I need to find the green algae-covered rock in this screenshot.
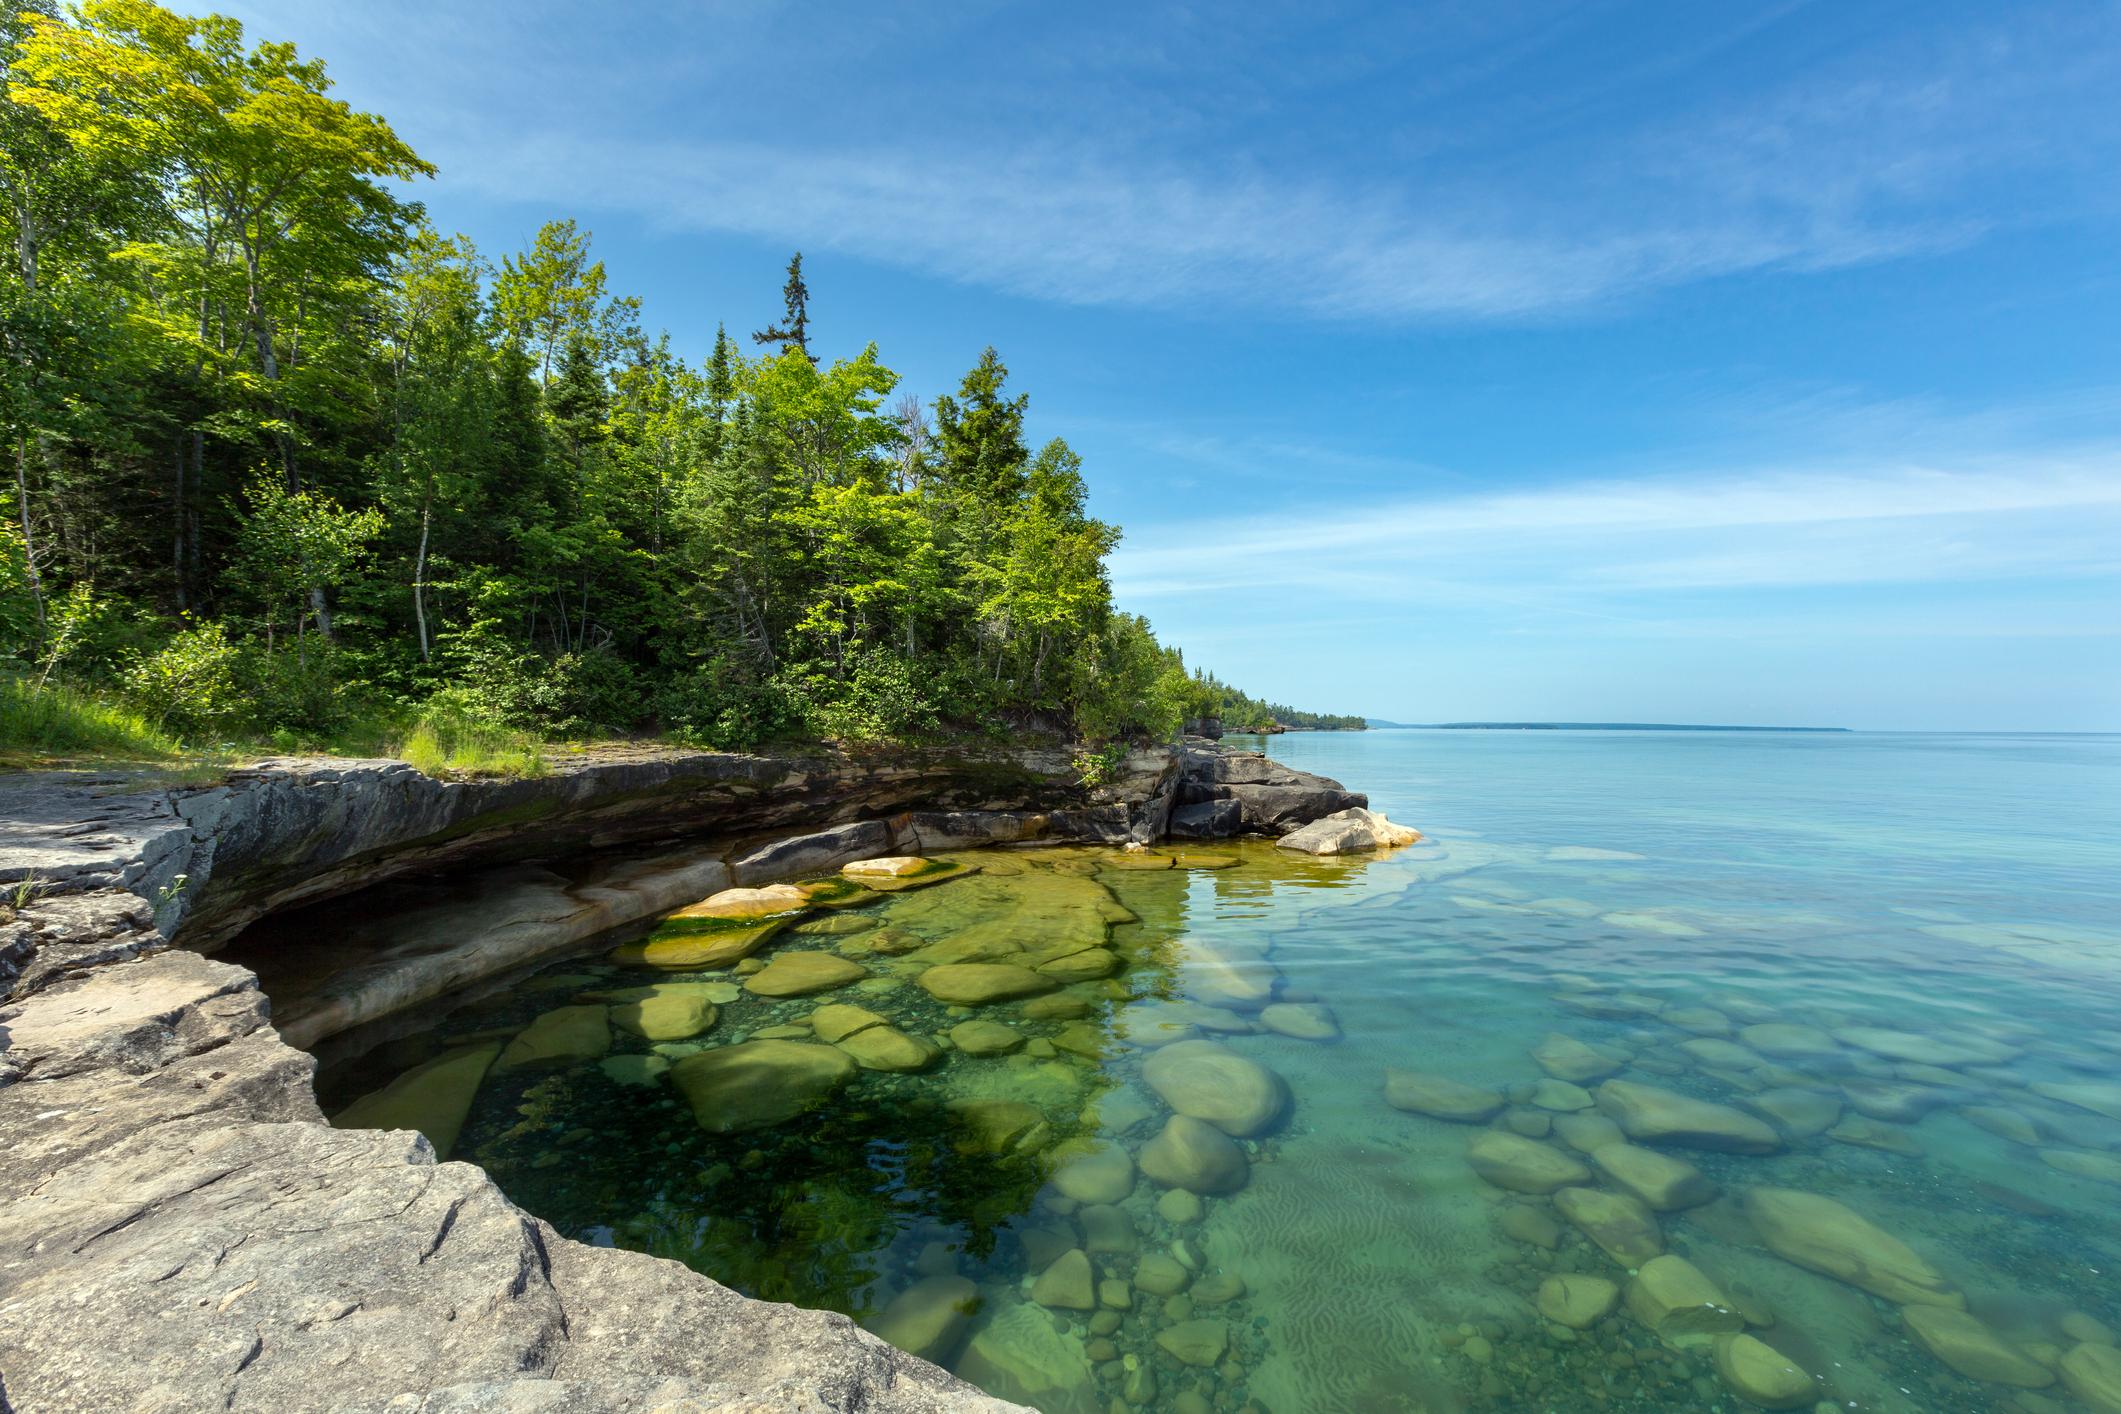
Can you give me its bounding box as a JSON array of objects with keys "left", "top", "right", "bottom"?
[
  {"left": 608, "top": 986, "right": 718, "bottom": 1042},
  {"left": 331, "top": 1041, "right": 500, "bottom": 1160},
  {"left": 919, "top": 963, "right": 1059, "bottom": 1005},
  {"left": 1537, "top": 1273, "right": 1619, "bottom": 1330},
  {"left": 1030, "top": 1248, "right": 1097, "bottom": 1310},
  {"left": 743, "top": 951, "right": 868, "bottom": 997},
  {"left": 949, "top": 1019, "right": 1024, "bottom": 1056},
  {"left": 836, "top": 1024, "right": 941, "bottom": 1072},
  {"left": 610, "top": 915, "right": 790, "bottom": 969},
  {"left": 1591, "top": 1143, "right": 1718, "bottom": 1211},
  {"left": 670, "top": 1039, "right": 856, "bottom": 1133},
  {"left": 1048, "top": 1138, "right": 1135, "bottom": 1204},
  {"left": 1624, "top": 1255, "right": 1743, "bottom": 1346}
]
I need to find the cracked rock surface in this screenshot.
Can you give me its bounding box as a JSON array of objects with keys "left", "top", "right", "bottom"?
[{"left": 0, "top": 946, "right": 1019, "bottom": 1412}]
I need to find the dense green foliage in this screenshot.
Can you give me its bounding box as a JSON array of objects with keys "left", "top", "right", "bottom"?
[
  {"left": 1189, "top": 673, "right": 1366, "bottom": 732},
  {"left": 0, "top": 0, "right": 1351, "bottom": 761}
]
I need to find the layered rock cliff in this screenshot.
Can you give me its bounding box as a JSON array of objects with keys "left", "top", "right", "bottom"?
[{"left": 0, "top": 738, "right": 1361, "bottom": 1412}]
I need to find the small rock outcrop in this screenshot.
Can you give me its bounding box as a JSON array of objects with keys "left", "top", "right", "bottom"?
[{"left": 1166, "top": 738, "right": 1366, "bottom": 838}]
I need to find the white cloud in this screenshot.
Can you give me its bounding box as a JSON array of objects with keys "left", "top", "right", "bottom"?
[{"left": 1107, "top": 455, "right": 2121, "bottom": 602}]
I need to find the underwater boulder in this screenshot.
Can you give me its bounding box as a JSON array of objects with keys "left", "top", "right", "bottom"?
[
  {"left": 669, "top": 1039, "right": 856, "bottom": 1133},
  {"left": 1142, "top": 1039, "right": 1289, "bottom": 1136},
  {"left": 330, "top": 1041, "right": 501, "bottom": 1160}
]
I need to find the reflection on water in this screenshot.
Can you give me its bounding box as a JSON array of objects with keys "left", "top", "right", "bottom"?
[{"left": 321, "top": 731, "right": 2121, "bottom": 1413}]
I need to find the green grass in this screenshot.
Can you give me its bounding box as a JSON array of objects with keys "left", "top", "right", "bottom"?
[
  {"left": 0, "top": 675, "right": 182, "bottom": 765},
  {"left": 396, "top": 715, "right": 547, "bottom": 779}
]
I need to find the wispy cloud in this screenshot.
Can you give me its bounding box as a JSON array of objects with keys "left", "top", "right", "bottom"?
[{"left": 1108, "top": 454, "right": 2121, "bottom": 602}]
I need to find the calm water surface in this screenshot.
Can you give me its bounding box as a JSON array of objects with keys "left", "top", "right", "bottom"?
[{"left": 322, "top": 730, "right": 2121, "bottom": 1413}]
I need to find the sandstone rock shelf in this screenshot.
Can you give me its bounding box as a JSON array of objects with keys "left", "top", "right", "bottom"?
[{"left": 0, "top": 737, "right": 1368, "bottom": 1412}]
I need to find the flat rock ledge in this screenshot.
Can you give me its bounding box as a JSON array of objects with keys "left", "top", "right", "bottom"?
[
  {"left": 0, "top": 740, "right": 1364, "bottom": 1411},
  {"left": 0, "top": 946, "right": 1019, "bottom": 1412}
]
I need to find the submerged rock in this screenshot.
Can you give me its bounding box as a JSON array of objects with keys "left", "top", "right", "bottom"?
[
  {"left": 1155, "top": 1319, "right": 1229, "bottom": 1367},
  {"left": 2061, "top": 1342, "right": 2121, "bottom": 1413},
  {"left": 1742, "top": 1088, "right": 1842, "bottom": 1138},
  {"left": 1591, "top": 1143, "right": 1719, "bottom": 1211},
  {"left": 1594, "top": 1080, "right": 1782, "bottom": 1153},
  {"left": 331, "top": 1042, "right": 501, "bottom": 1160},
  {"left": 670, "top": 1040, "right": 857, "bottom": 1133},
  {"left": 1533, "top": 1032, "right": 1626, "bottom": 1083},
  {"left": 614, "top": 916, "right": 791, "bottom": 969},
  {"left": 1049, "top": 1139, "right": 1136, "bottom": 1205},
  {"left": 949, "top": 1019, "right": 1024, "bottom": 1056},
  {"left": 867, "top": 1275, "right": 980, "bottom": 1364},
  {"left": 1624, "top": 1255, "right": 1744, "bottom": 1346},
  {"left": 597, "top": 1053, "right": 669, "bottom": 1087},
  {"left": 1181, "top": 939, "right": 1280, "bottom": 1011},
  {"left": 1736, "top": 1023, "right": 1844, "bottom": 1064},
  {"left": 496, "top": 1004, "right": 611, "bottom": 1071},
  {"left": 1901, "top": 1304, "right": 2054, "bottom": 1388},
  {"left": 1139, "top": 1114, "right": 1250, "bottom": 1194},
  {"left": 1259, "top": 1001, "right": 1340, "bottom": 1041},
  {"left": 954, "top": 1298, "right": 1096, "bottom": 1409},
  {"left": 836, "top": 1025, "right": 941, "bottom": 1072},
  {"left": 1031, "top": 1249, "right": 1098, "bottom": 1310},
  {"left": 608, "top": 986, "right": 719, "bottom": 1042},
  {"left": 1553, "top": 1112, "right": 1626, "bottom": 1154},
  {"left": 2032, "top": 1080, "right": 2121, "bottom": 1121},
  {"left": 1142, "top": 1040, "right": 1289, "bottom": 1136},
  {"left": 1553, "top": 1186, "right": 1663, "bottom": 1267},
  {"left": 2041, "top": 1148, "right": 2121, "bottom": 1184},
  {"left": 1537, "top": 1274, "right": 1619, "bottom": 1329},
  {"left": 948, "top": 1098, "right": 1048, "bottom": 1155},
  {"left": 808, "top": 1002, "right": 888, "bottom": 1044},
  {"left": 919, "top": 963, "right": 1059, "bottom": 1005},
  {"left": 1384, "top": 1069, "right": 1506, "bottom": 1123},
  {"left": 1833, "top": 1026, "right": 2017, "bottom": 1067},
  {"left": 1743, "top": 1188, "right": 1961, "bottom": 1308},
  {"left": 743, "top": 951, "right": 868, "bottom": 997},
  {"left": 1466, "top": 1131, "right": 1593, "bottom": 1194},
  {"left": 1712, "top": 1332, "right": 1817, "bottom": 1410}
]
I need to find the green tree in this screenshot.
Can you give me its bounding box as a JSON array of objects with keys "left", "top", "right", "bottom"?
[{"left": 751, "top": 251, "right": 812, "bottom": 363}]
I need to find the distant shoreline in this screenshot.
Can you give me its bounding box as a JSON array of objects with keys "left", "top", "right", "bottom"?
[{"left": 1364, "top": 720, "right": 1851, "bottom": 733}]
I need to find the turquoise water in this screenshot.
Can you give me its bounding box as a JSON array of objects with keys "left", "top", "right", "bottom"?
[{"left": 323, "top": 729, "right": 2121, "bottom": 1413}]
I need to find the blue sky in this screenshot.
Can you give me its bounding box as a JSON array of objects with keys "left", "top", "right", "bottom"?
[{"left": 231, "top": 0, "right": 2121, "bottom": 729}]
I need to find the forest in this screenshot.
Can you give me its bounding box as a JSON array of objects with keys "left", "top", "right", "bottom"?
[{"left": 0, "top": 0, "right": 1355, "bottom": 769}]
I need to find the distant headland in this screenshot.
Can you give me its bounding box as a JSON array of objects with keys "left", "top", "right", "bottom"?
[{"left": 1366, "top": 720, "right": 1852, "bottom": 733}]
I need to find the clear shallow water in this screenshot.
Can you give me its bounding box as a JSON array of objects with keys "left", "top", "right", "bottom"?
[{"left": 322, "top": 729, "right": 2121, "bottom": 1413}]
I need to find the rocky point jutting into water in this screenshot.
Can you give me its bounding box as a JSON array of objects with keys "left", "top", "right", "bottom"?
[{"left": 0, "top": 737, "right": 1381, "bottom": 1412}]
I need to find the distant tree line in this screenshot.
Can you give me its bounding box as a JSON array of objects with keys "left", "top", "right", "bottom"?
[
  {"left": 1189, "top": 673, "right": 1366, "bottom": 732},
  {"left": 0, "top": 0, "right": 1352, "bottom": 757}
]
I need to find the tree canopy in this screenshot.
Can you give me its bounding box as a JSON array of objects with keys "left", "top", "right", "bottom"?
[{"left": 0, "top": 0, "right": 1353, "bottom": 757}]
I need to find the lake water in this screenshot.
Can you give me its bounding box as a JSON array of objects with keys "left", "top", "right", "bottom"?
[{"left": 320, "top": 729, "right": 2121, "bottom": 1413}]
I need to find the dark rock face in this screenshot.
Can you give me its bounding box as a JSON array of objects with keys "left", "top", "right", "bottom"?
[{"left": 1170, "top": 738, "right": 1366, "bottom": 838}]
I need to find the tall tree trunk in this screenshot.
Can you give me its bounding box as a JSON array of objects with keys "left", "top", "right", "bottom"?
[
  {"left": 172, "top": 441, "right": 187, "bottom": 612},
  {"left": 14, "top": 436, "right": 46, "bottom": 655},
  {"left": 412, "top": 497, "right": 432, "bottom": 662}
]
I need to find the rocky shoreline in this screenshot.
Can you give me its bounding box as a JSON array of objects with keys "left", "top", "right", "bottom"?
[{"left": 0, "top": 737, "right": 1368, "bottom": 1412}]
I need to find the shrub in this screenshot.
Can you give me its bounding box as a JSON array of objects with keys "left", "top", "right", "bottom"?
[
  {"left": 811, "top": 650, "right": 942, "bottom": 744},
  {"left": 121, "top": 623, "right": 243, "bottom": 737},
  {"left": 654, "top": 664, "right": 812, "bottom": 751}
]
